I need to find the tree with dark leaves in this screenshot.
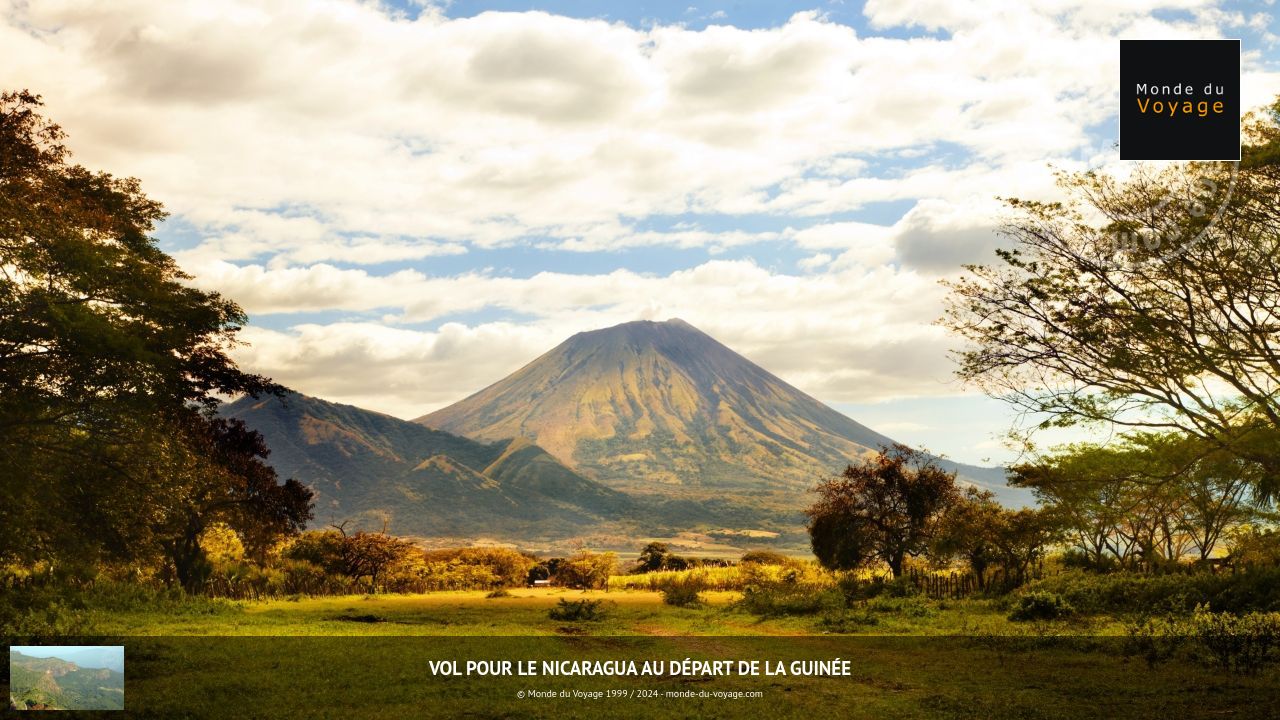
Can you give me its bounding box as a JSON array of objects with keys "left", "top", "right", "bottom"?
[
  {"left": 807, "top": 445, "right": 959, "bottom": 578},
  {"left": 0, "top": 91, "right": 311, "bottom": 578}
]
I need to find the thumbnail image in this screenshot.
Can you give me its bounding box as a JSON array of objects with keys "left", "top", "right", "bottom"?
[{"left": 9, "top": 646, "right": 124, "bottom": 711}]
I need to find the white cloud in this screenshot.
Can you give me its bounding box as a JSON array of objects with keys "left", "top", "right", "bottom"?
[
  {"left": 5, "top": 0, "right": 1278, "bottom": 424},
  {"left": 212, "top": 257, "right": 952, "bottom": 417},
  {"left": 797, "top": 252, "right": 833, "bottom": 271},
  {"left": 5, "top": 0, "right": 1270, "bottom": 261}
]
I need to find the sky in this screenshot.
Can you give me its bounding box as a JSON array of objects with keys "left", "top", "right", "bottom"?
[
  {"left": 4, "top": 0, "right": 1280, "bottom": 465},
  {"left": 11, "top": 646, "right": 125, "bottom": 672}
]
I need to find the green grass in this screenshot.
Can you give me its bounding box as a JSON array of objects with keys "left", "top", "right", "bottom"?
[
  {"left": 92, "top": 634, "right": 1280, "bottom": 719},
  {"left": 15, "top": 588, "right": 1280, "bottom": 718},
  {"left": 77, "top": 587, "right": 1123, "bottom": 637}
]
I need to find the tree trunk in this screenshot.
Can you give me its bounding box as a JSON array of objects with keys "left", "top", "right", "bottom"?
[
  {"left": 888, "top": 552, "right": 905, "bottom": 578},
  {"left": 170, "top": 519, "right": 207, "bottom": 592},
  {"left": 971, "top": 559, "right": 988, "bottom": 590}
]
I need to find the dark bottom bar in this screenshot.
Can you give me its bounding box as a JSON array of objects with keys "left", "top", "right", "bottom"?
[{"left": 5, "top": 636, "right": 1280, "bottom": 719}]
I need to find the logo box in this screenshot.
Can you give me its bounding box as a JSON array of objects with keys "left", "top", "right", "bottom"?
[{"left": 1120, "top": 39, "right": 1240, "bottom": 161}]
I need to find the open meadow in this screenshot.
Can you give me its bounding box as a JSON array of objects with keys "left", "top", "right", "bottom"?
[
  {"left": 81, "top": 586, "right": 1107, "bottom": 637},
  {"left": 15, "top": 586, "right": 1272, "bottom": 719}
]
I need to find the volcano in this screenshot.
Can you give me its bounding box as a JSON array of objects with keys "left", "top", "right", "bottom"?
[{"left": 416, "top": 319, "right": 1020, "bottom": 508}]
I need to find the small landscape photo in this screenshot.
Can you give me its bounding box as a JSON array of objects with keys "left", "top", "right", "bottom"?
[{"left": 9, "top": 646, "right": 124, "bottom": 711}]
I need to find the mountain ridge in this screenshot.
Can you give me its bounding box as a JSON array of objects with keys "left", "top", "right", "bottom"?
[
  {"left": 222, "top": 392, "right": 634, "bottom": 539},
  {"left": 9, "top": 651, "right": 124, "bottom": 711},
  {"left": 416, "top": 318, "right": 1023, "bottom": 505}
]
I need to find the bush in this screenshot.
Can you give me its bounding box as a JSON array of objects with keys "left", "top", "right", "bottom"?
[
  {"left": 738, "top": 584, "right": 843, "bottom": 616},
  {"left": 835, "top": 573, "right": 876, "bottom": 604},
  {"left": 1228, "top": 526, "right": 1280, "bottom": 568},
  {"left": 1123, "top": 606, "right": 1280, "bottom": 675},
  {"left": 1058, "top": 549, "right": 1118, "bottom": 573},
  {"left": 548, "top": 599, "right": 608, "bottom": 622},
  {"left": 1189, "top": 605, "right": 1280, "bottom": 675},
  {"left": 818, "top": 608, "right": 879, "bottom": 632},
  {"left": 867, "top": 595, "right": 934, "bottom": 618},
  {"left": 556, "top": 552, "right": 617, "bottom": 590},
  {"left": 658, "top": 573, "right": 708, "bottom": 607},
  {"left": 1123, "top": 614, "right": 1187, "bottom": 668},
  {"left": 0, "top": 587, "right": 90, "bottom": 636},
  {"left": 740, "top": 551, "right": 793, "bottom": 566},
  {"left": 422, "top": 548, "right": 538, "bottom": 589},
  {"left": 882, "top": 575, "right": 921, "bottom": 598},
  {"left": 1009, "top": 591, "right": 1074, "bottom": 621},
  {"left": 485, "top": 588, "right": 512, "bottom": 599},
  {"left": 1021, "top": 568, "right": 1280, "bottom": 615}
]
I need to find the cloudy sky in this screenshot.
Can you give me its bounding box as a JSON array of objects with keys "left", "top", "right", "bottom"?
[{"left": 4, "top": 0, "right": 1280, "bottom": 464}]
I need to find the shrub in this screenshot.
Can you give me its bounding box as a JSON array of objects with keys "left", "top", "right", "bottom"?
[
  {"left": 1189, "top": 605, "right": 1280, "bottom": 675},
  {"left": 818, "top": 608, "right": 879, "bottom": 632},
  {"left": 658, "top": 573, "right": 708, "bottom": 607},
  {"left": 1228, "top": 526, "right": 1280, "bottom": 568},
  {"left": 1058, "top": 549, "right": 1118, "bottom": 573},
  {"left": 485, "top": 588, "right": 512, "bottom": 599},
  {"left": 882, "top": 576, "right": 921, "bottom": 598},
  {"left": 556, "top": 552, "right": 617, "bottom": 590},
  {"left": 1009, "top": 591, "right": 1074, "bottom": 621},
  {"left": 1123, "top": 614, "right": 1188, "bottom": 668},
  {"left": 738, "top": 585, "right": 843, "bottom": 616},
  {"left": 835, "top": 573, "right": 876, "bottom": 604},
  {"left": 548, "top": 599, "right": 608, "bottom": 622},
  {"left": 609, "top": 566, "right": 744, "bottom": 592},
  {"left": 425, "top": 548, "right": 538, "bottom": 588},
  {"left": 740, "top": 551, "right": 793, "bottom": 566},
  {"left": 1020, "top": 568, "right": 1280, "bottom": 615},
  {"left": 0, "top": 590, "right": 90, "bottom": 636},
  {"left": 867, "top": 595, "right": 935, "bottom": 618}
]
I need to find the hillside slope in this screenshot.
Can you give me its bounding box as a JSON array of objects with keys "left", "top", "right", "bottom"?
[
  {"left": 417, "top": 319, "right": 1025, "bottom": 506},
  {"left": 9, "top": 651, "right": 123, "bottom": 711},
  {"left": 223, "top": 393, "right": 634, "bottom": 539}
]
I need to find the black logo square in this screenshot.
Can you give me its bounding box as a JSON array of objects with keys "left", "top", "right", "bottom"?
[{"left": 1120, "top": 39, "right": 1240, "bottom": 161}]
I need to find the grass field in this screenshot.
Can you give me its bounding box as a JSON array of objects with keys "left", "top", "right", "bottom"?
[
  {"left": 9, "top": 588, "right": 1279, "bottom": 718},
  {"left": 80, "top": 587, "right": 1122, "bottom": 637}
]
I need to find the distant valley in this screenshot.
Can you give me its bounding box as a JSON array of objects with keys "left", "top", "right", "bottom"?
[{"left": 9, "top": 650, "right": 124, "bottom": 711}]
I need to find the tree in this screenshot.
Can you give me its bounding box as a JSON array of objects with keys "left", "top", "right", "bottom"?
[
  {"left": 339, "top": 531, "right": 412, "bottom": 589},
  {"left": 557, "top": 551, "right": 617, "bottom": 589},
  {"left": 635, "top": 542, "right": 674, "bottom": 573},
  {"left": 199, "top": 522, "right": 246, "bottom": 565},
  {"left": 990, "top": 508, "right": 1054, "bottom": 586},
  {"left": 1011, "top": 433, "right": 1263, "bottom": 569},
  {"left": 932, "top": 487, "right": 1004, "bottom": 589},
  {"left": 1130, "top": 432, "right": 1261, "bottom": 561},
  {"left": 942, "top": 99, "right": 1280, "bottom": 497},
  {"left": 933, "top": 487, "right": 1054, "bottom": 588},
  {"left": 806, "top": 445, "right": 959, "bottom": 578},
  {"left": 1013, "top": 441, "right": 1162, "bottom": 569},
  {"left": 159, "top": 417, "right": 313, "bottom": 589},
  {"left": 0, "top": 90, "right": 312, "bottom": 573}
]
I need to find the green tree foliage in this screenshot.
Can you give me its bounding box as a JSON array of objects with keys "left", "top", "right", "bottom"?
[
  {"left": 806, "top": 445, "right": 959, "bottom": 577},
  {"left": 1228, "top": 526, "right": 1280, "bottom": 567},
  {"left": 283, "top": 528, "right": 410, "bottom": 588},
  {"left": 629, "top": 542, "right": 714, "bottom": 573},
  {"left": 199, "top": 522, "right": 246, "bottom": 565},
  {"left": 992, "top": 507, "right": 1055, "bottom": 586},
  {"left": 0, "top": 91, "right": 312, "bottom": 581},
  {"left": 280, "top": 532, "right": 537, "bottom": 593},
  {"left": 739, "top": 550, "right": 793, "bottom": 566},
  {"left": 1012, "top": 433, "right": 1263, "bottom": 569},
  {"left": 635, "top": 542, "right": 674, "bottom": 572},
  {"left": 556, "top": 551, "right": 617, "bottom": 589},
  {"left": 942, "top": 99, "right": 1280, "bottom": 495},
  {"left": 932, "top": 488, "right": 1004, "bottom": 588},
  {"left": 933, "top": 488, "right": 1054, "bottom": 589}
]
